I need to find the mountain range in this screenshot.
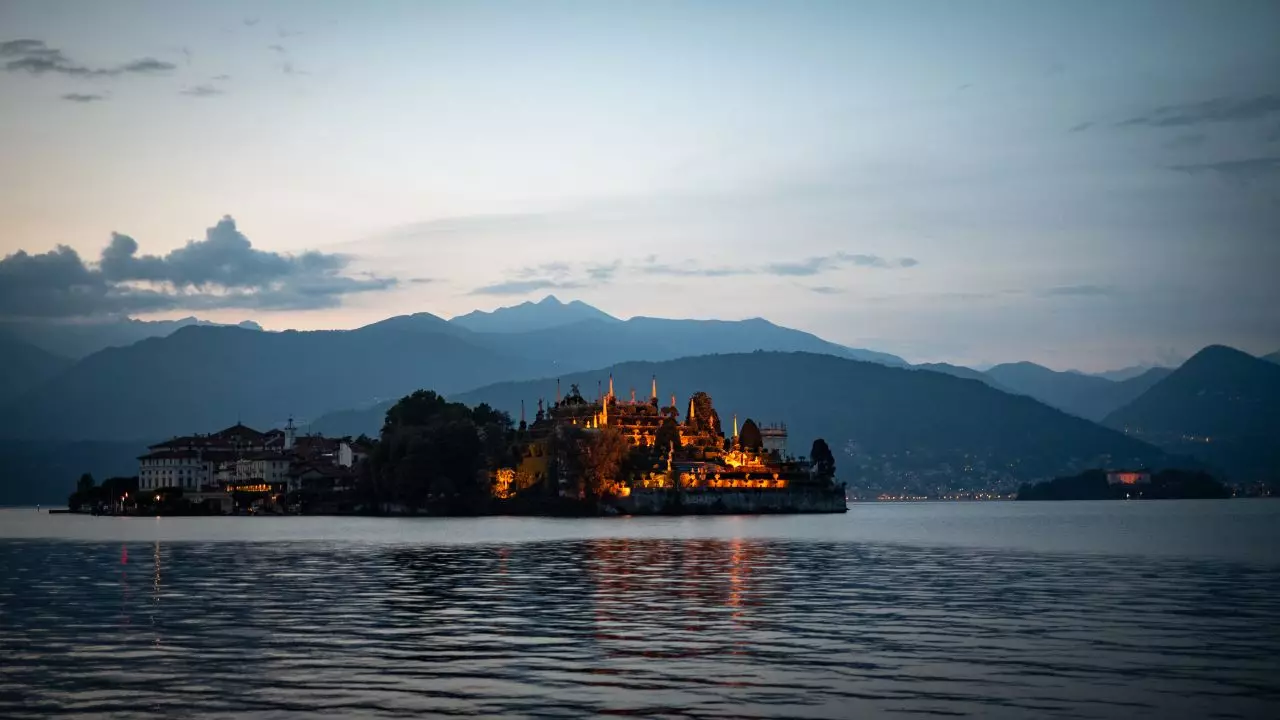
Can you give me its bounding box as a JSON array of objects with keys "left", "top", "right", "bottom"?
[
  {"left": 983, "top": 362, "right": 1173, "bottom": 421},
  {"left": 1103, "top": 345, "right": 1280, "bottom": 483},
  {"left": 312, "top": 351, "right": 1180, "bottom": 488},
  {"left": 1, "top": 296, "right": 1274, "bottom": 501},
  {"left": 450, "top": 295, "right": 620, "bottom": 333},
  {"left": 0, "top": 321, "right": 545, "bottom": 442},
  {"left": 0, "top": 298, "right": 908, "bottom": 442},
  {"left": 0, "top": 333, "right": 73, "bottom": 405},
  {"left": 1086, "top": 364, "right": 1171, "bottom": 382},
  {"left": 446, "top": 296, "right": 907, "bottom": 368},
  {"left": 0, "top": 316, "right": 262, "bottom": 359}
]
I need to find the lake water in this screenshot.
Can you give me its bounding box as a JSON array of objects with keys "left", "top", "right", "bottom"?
[{"left": 1, "top": 501, "right": 1278, "bottom": 719}]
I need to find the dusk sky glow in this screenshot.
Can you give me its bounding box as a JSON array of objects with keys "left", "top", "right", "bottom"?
[{"left": 2, "top": 0, "right": 1278, "bottom": 371}]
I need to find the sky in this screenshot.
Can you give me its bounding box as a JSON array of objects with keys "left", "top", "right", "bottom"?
[{"left": 1, "top": 0, "right": 1278, "bottom": 371}]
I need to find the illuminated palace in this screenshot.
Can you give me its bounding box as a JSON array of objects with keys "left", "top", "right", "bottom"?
[{"left": 501, "top": 375, "right": 846, "bottom": 514}]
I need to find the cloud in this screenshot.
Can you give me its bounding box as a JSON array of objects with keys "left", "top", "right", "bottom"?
[
  {"left": 120, "top": 58, "right": 173, "bottom": 73},
  {"left": 268, "top": 44, "right": 286, "bottom": 54},
  {"left": 637, "top": 261, "right": 746, "bottom": 277},
  {"left": 1068, "top": 121, "right": 1094, "bottom": 133},
  {"left": 180, "top": 84, "right": 223, "bottom": 98},
  {"left": 808, "top": 286, "right": 842, "bottom": 295},
  {"left": 211, "top": 74, "right": 231, "bottom": 81},
  {"left": 244, "top": 17, "right": 260, "bottom": 27},
  {"left": 61, "top": 92, "right": 106, "bottom": 103},
  {"left": 764, "top": 256, "right": 840, "bottom": 276},
  {"left": 763, "top": 252, "right": 917, "bottom": 275},
  {"left": 1119, "top": 93, "right": 1280, "bottom": 128},
  {"left": 1163, "top": 133, "right": 1207, "bottom": 150},
  {"left": 1, "top": 38, "right": 175, "bottom": 78},
  {"left": 1039, "top": 284, "right": 1117, "bottom": 298},
  {"left": 1169, "top": 156, "right": 1280, "bottom": 185},
  {"left": 407, "top": 277, "right": 436, "bottom": 285},
  {"left": 514, "top": 261, "right": 572, "bottom": 280},
  {"left": 471, "top": 251, "right": 920, "bottom": 295},
  {"left": 0, "top": 216, "right": 395, "bottom": 320},
  {"left": 470, "top": 279, "right": 585, "bottom": 296},
  {"left": 585, "top": 261, "right": 620, "bottom": 282},
  {"left": 0, "top": 39, "right": 47, "bottom": 55}
]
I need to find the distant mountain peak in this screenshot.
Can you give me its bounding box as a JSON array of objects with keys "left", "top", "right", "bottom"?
[
  {"left": 1102, "top": 344, "right": 1279, "bottom": 482},
  {"left": 450, "top": 297, "right": 619, "bottom": 334},
  {"left": 1087, "top": 363, "right": 1172, "bottom": 382},
  {"left": 1182, "top": 344, "right": 1261, "bottom": 370}
]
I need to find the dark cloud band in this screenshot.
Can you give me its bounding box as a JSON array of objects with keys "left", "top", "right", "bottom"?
[
  {"left": 1119, "top": 93, "right": 1280, "bottom": 129},
  {"left": 471, "top": 252, "right": 919, "bottom": 295},
  {"left": 1, "top": 39, "right": 175, "bottom": 78},
  {"left": 0, "top": 216, "right": 395, "bottom": 320}
]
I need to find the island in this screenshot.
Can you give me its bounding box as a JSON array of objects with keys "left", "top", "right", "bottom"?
[
  {"left": 67, "top": 378, "right": 847, "bottom": 517},
  {"left": 1016, "top": 468, "right": 1231, "bottom": 501}
]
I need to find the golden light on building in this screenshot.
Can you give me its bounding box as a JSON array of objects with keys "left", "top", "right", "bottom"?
[{"left": 493, "top": 468, "right": 516, "bottom": 499}]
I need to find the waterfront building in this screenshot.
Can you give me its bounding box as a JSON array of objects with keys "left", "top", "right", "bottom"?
[
  {"left": 137, "top": 418, "right": 369, "bottom": 511},
  {"left": 760, "top": 423, "right": 788, "bottom": 456},
  {"left": 138, "top": 422, "right": 272, "bottom": 492},
  {"left": 518, "top": 377, "right": 835, "bottom": 510},
  {"left": 1106, "top": 469, "right": 1151, "bottom": 485}
]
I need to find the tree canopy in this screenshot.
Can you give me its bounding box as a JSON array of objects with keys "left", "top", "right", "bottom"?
[
  {"left": 739, "top": 418, "right": 763, "bottom": 451},
  {"left": 368, "top": 390, "right": 515, "bottom": 512},
  {"left": 581, "top": 426, "right": 630, "bottom": 499},
  {"left": 687, "top": 391, "right": 723, "bottom": 439},
  {"left": 655, "top": 416, "right": 681, "bottom": 453},
  {"left": 810, "top": 438, "right": 835, "bottom": 479}
]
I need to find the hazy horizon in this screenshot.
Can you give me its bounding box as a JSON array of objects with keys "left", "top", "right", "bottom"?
[{"left": 3, "top": 0, "right": 1278, "bottom": 371}]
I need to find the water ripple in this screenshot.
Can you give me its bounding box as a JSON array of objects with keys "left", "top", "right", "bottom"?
[{"left": 2, "top": 537, "right": 1279, "bottom": 719}]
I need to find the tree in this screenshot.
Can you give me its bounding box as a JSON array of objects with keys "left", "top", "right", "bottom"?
[
  {"left": 739, "top": 419, "right": 763, "bottom": 452},
  {"left": 471, "top": 402, "right": 510, "bottom": 429},
  {"left": 100, "top": 476, "right": 138, "bottom": 503},
  {"left": 654, "top": 417, "right": 681, "bottom": 454},
  {"left": 76, "top": 473, "right": 95, "bottom": 494},
  {"left": 564, "top": 383, "right": 587, "bottom": 405},
  {"left": 582, "top": 427, "right": 630, "bottom": 499},
  {"left": 370, "top": 390, "right": 512, "bottom": 512},
  {"left": 810, "top": 438, "right": 836, "bottom": 479},
  {"left": 382, "top": 390, "right": 455, "bottom": 435},
  {"left": 687, "top": 391, "right": 723, "bottom": 439}
]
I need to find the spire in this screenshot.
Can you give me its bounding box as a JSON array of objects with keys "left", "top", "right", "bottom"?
[
  {"left": 630, "top": 388, "right": 636, "bottom": 403},
  {"left": 521, "top": 399, "right": 526, "bottom": 425},
  {"left": 688, "top": 397, "right": 695, "bottom": 420},
  {"left": 671, "top": 393, "right": 676, "bottom": 411},
  {"left": 652, "top": 375, "right": 657, "bottom": 401},
  {"left": 733, "top": 413, "right": 738, "bottom": 439},
  {"left": 556, "top": 378, "right": 561, "bottom": 404},
  {"left": 609, "top": 374, "right": 614, "bottom": 397}
]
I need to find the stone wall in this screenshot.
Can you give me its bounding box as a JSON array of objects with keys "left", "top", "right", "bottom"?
[{"left": 616, "top": 486, "right": 847, "bottom": 515}]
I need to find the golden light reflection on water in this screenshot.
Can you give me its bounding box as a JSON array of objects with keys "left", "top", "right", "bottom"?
[{"left": 2, "top": 532, "right": 1279, "bottom": 719}]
